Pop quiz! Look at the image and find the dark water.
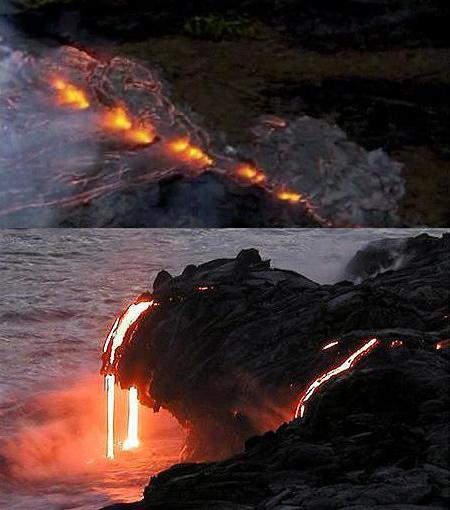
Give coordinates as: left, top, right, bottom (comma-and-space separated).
0, 228, 444, 509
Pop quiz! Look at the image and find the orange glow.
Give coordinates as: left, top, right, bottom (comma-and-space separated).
124, 127, 156, 146
101, 106, 133, 131
277, 188, 302, 204
322, 340, 339, 351
167, 137, 213, 167
390, 340, 403, 348
103, 300, 154, 368
100, 106, 156, 146
436, 339, 450, 350
50, 77, 90, 110
123, 387, 140, 450
236, 163, 266, 184
295, 338, 380, 419
105, 374, 115, 460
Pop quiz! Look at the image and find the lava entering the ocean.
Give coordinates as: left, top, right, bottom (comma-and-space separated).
102, 298, 155, 459
295, 338, 380, 419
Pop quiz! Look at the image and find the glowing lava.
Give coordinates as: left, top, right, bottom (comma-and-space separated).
390, 340, 403, 348
236, 163, 266, 184
295, 338, 380, 419
100, 106, 156, 146
101, 106, 133, 131
105, 374, 115, 459
103, 299, 154, 368
436, 339, 450, 350
102, 298, 155, 459
50, 77, 90, 110
168, 137, 213, 168
123, 387, 140, 450
276, 188, 302, 204
322, 340, 339, 351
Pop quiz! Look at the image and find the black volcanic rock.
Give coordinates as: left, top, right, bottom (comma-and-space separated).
102, 233, 449, 510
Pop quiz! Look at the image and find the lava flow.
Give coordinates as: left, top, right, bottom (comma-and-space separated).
276, 188, 302, 204
295, 338, 380, 419
50, 77, 90, 110
102, 298, 155, 459
100, 106, 156, 146
167, 137, 213, 168
236, 163, 266, 184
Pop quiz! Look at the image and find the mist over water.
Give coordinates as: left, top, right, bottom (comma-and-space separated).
0, 228, 444, 509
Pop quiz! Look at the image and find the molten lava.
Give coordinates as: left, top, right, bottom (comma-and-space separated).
167, 137, 213, 168
50, 77, 90, 110
102, 298, 155, 459
101, 106, 133, 131
322, 340, 339, 351
236, 163, 266, 184
295, 338, 380, 419
276, 188, 302, 204
100, 106, 156, 146
103, 299, 154, 368
105, 374, 115, 460
123, 387, 140, 450
436, 339, 450, 350
390, 340, 403, 348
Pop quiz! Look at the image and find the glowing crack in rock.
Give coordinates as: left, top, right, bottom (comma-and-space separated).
295, 338, 380, 419
322, 340, 339, 351
100, 106, 156, 146
390, 340, 403, 348
105, 374, 115, 459
123, 387, 140, 450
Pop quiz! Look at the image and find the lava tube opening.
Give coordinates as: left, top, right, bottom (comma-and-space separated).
105, 374, 115, 460
123, 387, 140, 451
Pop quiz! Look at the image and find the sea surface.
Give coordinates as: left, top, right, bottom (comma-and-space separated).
0, 228, 445, 509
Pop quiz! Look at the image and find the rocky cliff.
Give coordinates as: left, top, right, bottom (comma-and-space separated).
103, 232, 449, 509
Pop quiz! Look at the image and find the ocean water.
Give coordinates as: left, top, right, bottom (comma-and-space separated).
0, 228, 445, 509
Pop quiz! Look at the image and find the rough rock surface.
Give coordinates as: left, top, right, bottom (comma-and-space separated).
103, 233, 449, 509
6, 1, 449, 51
241, 116, 404, 226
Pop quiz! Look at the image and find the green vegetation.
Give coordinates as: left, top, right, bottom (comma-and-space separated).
184, 15, 257, 41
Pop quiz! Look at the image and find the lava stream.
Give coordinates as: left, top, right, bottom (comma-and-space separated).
105, 374, 115, 460
103, 299, 154, 367
50, 77, 90, 110
295, 338, 380, 419
322, 340, 339, 351
123, 387, 140, 450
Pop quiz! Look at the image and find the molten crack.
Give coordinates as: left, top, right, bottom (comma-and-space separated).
295, 338, 380, 419
322, 340, 339, 351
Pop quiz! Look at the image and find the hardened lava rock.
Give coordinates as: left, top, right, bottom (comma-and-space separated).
105, 233, 449, 509
113, 234, 448, 458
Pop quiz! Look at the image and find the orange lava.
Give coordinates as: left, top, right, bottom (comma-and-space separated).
102, 299, 155, 370
295, 338, 380, 419
100, 106, 156, 146
101, 106, 133, 131
276, 188, 302, 204
168, 137, 213, 168
436, 339, 450, 350
236, 163, 266, 184
50, 77, 90, 110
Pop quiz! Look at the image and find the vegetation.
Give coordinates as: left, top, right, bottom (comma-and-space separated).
184, 15, 257, 41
